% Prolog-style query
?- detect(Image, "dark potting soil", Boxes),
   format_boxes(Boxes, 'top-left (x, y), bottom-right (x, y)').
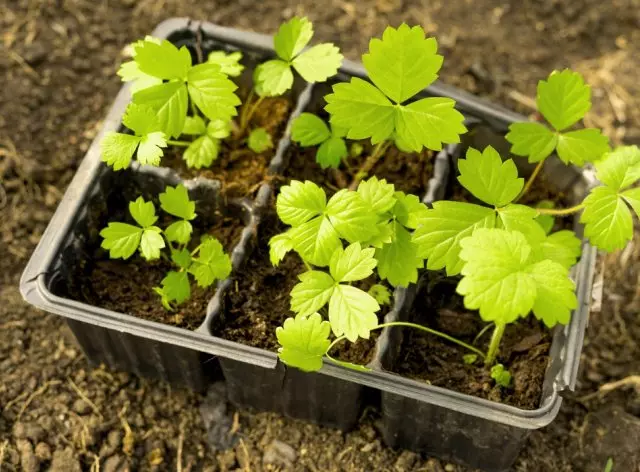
top-left (282, 142), bottom-right (435, 196)
top-left (162, 96), bottom-right (291, 199)
top-left (72, 215), bottom-right (245, 330)
top-left (391, 275), bottom-right (551, 409)
top-left (216, 211), bottom-right (384, 366)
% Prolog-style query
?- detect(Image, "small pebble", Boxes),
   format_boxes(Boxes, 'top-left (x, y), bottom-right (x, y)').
top-left (17, 439), bottom-right (39, 472)
top-left (73, 399), bottom-right (92, 415)
top-left (35, 442), bottom-right (52, 461)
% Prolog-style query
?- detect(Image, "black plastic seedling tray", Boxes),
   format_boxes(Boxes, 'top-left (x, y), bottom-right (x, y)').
top-left (20, 18), bottom-right (598, 469)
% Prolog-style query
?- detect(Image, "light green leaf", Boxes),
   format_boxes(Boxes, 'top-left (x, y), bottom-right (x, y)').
top-left (362, 24), bottom-right (442, 103)
top-left (182, 116), bottom-right (206, 135)
top-left (329, 242), bottom-right (377, 282)
top-left (207, 119), bottom-right (232, 139)
top-left (133, 81), bottom-right (188, 138)
top-left (326, 189), bottom-right (379, 242)
top-left (329, 284), bottom-right (380, 342)
top-left (595, 145), bottom-right (640, 191)
top-left (376, 222), bottom-right (422, 287)
top-left (363, 220), bottom-right (395, 248)
top-left (527, 260), bottom-right (577, 327)
top-left (496, 204), bottom-right (546, 245)
top-left (269, 231), bottom-right (294, 266)
top-left (326, 358), bottom-right (372, 372)
top-left (291, 113), bottom-right (331, 146)
top-left (274, 16), bottom-right (313, 62)
top-left (248, 127), bottom-right (274, 153)
top-left (100, 223), bottom-right (142, 259)
top-left (413, 201), bottom-right (495, 276)
top-left (183, 135), bottom-right (219, 169)
top-left (289, 216), bottom-right (341, 267)
top-left (207, 50), bottom-right (244, 77)
top-left (140, 227), bottom-right (165, 260)
top-left (129, 197), bottom-right (158, 228)
top-left (290, 271), bottom-right (335, 316)
top-left (137, 131), bottom-right (167, 166)
top-left (316, 136), bottom-right (347, 169)
top-left (292, 43), bottom-right (343, 83)
top-left (117, 60), bottom-right (163, 93)
top-left (159, 185), bottom-right (196, 220)
top-left (171, 248), bottom-right (192, 269)
top-left (506, 122), bottom-right (558, 163)
top-left (537, 69), bottom-right (591, 131)
top-left (368, 284), bottom-right (391, 305)
top-left (535, 200), bottom-right (555, 234)
top-left (134, 39), bottom-right (192, 80)
top-left (276, 180), bottom-right (326, 227)
top-left (276, 313), bottom-right (330, 372)
top-left (581, 186), bottom-right (633, 252)
top-left (457, 146), bottom-right (523, 207)
top-left (463, 354), bottom-right (478, 364)
top-left (153, 286), bottom-right (174, 311)
top-left (556, 128), bottom-right (610, 165)
top-left (622, 187), bottom-right (640, 217)
top-left (538, 230), bottom-right (582, 269)
top-left (392, 191), bottom-right (429, 229)
top-left (123, 103), bottom-right (159, 136)
top-left (101, 132), bottom-right (140, 171)
top-left (189, 237), bottom-right (232, 287)
top-left (160, 271), bottom-right (190, 304)
top-left (187, 63), bottom-right (241, 123)
top-left (395, 97), bottom-right (466, 152)
top-left (254, 60), bottom-right (294, 97)
top-left (491, 364), bottom-right (512, 387)
top-left (164, 220), bottom-right (193, 245)
top-left (357, 176), bottom-right (396, 214)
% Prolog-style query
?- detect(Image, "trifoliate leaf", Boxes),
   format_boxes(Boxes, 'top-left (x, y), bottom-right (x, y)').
top-left (101, 132), bottom-right (140, 171)
top-left (537, 69), bottom-right (591, 132)
top-left (375, 222), bottom-right (422, 287)
top-left (276, 313), bottom-right (330, 372)
top-left (457, 146), bottom-right (523, 207)
top-left (491, 364), bottom-right (512, 387)
top-left (269, 231), bottom-right (294, 266)
top-left (538, 230), bottom-right (582, 269)
top-left (182, 116), bottom-right (206, 135)
top-left (357, 177), bottom-right (396, 214)
top-left (137, 131), bottom-right (167, 166)
top-left (535, 200), bottom-right (555, 234)
top-left (248, 127), bottom-right (274, 153)
top-left (368, 284), bottom-right (391, 305)
top-left (133, 81), bottom-right (189, 138)
top-left (329, 284), bottom-right (380, 342)
top-left (184, 135), bottom-right (219, 169)
top-left (140, 227), bottom-right (164, 260)
top-left (207, 51), bottom-right (244, 77)
top-left (161, 271), bottom-right (190, 304)
top-left (496, 204), bottom-right (546, 245)
top-left (133, 39), bottom-right (192, 80)
top-left (289, 216), bottom-right (342, 267)
top-left (291, 113), bottom-right (331, 146)
top-left (316, 136), bottom-right (347, 169)
top-left (413, 201), bottom-right (495, 275)
top-left (187, 63), bottom-right (241, 123)
top-left (207, 119), bottom-right (232, 139)
top-left (171, 248), bottom-right (192, 270)
top-left (159, 185), bottom-right (196, 220)
top-left (164, 220), bottom-right (193, 245)
top-left (290, 270), bottom-right (335, 317)
top-left (123, 103), bottom-right (159, 136)
top-left (292, 43), bottom-right (343, 83)
top-left (274, 16), bottom-right (313, 62)
top-left (506, 122), bottom-right (558, 163)
top-left (581, 186), bottom-right (633, 252)
top-left (276, 180), bottom-right (326, 227)
top-left (188, 237), bottom-right (232, 287)
top-left (392, 191), bottom-right (429, 229)
top-left (129, 197), bottom-right (158, 228)
top-left (329, 242), bottom-right (377, 282)
top-left (117, 60), bottom-right (162, 93)
top-left (595, 145), bottom-right (640, 191)
top-left (458, 228), bottom-right (576, 326)
top-left (254, 60), bottom-right (294, 97)
top-left (325, 189), bottom-right (379, 243)
top-left (362, 24), bottom-right (442, 104)
top-left (556, 128), bottom-right (610, 165)
top-left (100, 223), bottom-right (142, 259)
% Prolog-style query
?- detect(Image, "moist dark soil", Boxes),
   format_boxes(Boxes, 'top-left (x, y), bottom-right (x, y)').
top-left (392, 275), bottom-right (550, 409)
top-left (162, 96), bottom-right (292, 199)
top-left (282, 142), bottom-right (435, 195)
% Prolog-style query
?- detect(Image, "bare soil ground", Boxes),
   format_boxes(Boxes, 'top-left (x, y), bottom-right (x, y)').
top-left (1, 0), bottom-right (639, 470)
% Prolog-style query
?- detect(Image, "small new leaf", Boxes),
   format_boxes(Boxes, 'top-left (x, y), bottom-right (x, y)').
top-left (291, 113), bottom-right (331, 146)
top-left (171, 248), bottom-right (192, 269)
top-left (207, 51), bottom-right (244, 77)
top-left (160, 271), bottom-right (191, 304)
top-left (269, 232), bottom-right (294, 266)
top-left (368, 284), bottom-right (391, 306)
top-left (164, 220), bottom-right (193, 245)
top-left (463, 354), bottom-right (478, 365)
top-left (276, 313), bottom-right (331, 372)
top-left (392, 192), bottom-right (429, 229)
top-left (316, 136), bottom-right (347, 169)
top-left (248, 128), bottom-right (274, 153)
top-left (184, 135), bottom-right (219, 169)
top-left (182, 116), bottom-right (206, 135)
top-left (188, 237), bottom-right (232, 287)
top-left (274, 16), bottom-right (313, 62)
top-left (491, 364), bottom-right (512, 388)
top-left (376, 222), bottom-right (423, 287)
top-left (159, 185), bottom-right (196, 221)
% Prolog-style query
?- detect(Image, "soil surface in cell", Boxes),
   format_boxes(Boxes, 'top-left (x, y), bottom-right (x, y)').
top-left (216, 211), bottom-right (384, 366)
top-left (162, 95), bottom-right (292, 199)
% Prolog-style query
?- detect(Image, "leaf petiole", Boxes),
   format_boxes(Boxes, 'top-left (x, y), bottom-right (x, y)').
top-left (536, 203), bottom-right (586, 216)
top-left (515, 159), bottom-right (545, 202)
top-left (485, 322), bottom-right (505, 366)
top-left (473, 322), bottom-right (494, 346)
top-left (348, 141), bottom-right (392, 190)
top-left (167, 140), bottom-right (192, 147)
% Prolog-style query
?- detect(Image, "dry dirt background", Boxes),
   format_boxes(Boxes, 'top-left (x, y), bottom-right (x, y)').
top-left (1, 0), bottom-right (640, 471)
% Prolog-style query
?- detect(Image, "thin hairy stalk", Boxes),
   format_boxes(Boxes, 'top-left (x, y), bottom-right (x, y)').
top-left (485, 323), bottom-right (506, 365)
top-left (473, 323), bottom-right (494, 346)
top-left (515, 160), bottom-right (545, 202)
top-left (348, 141), bottom-right (392, 190)
top-left (167, 140), bottom-right (191, 147)
top-left (537, 203), bottom-right (586, 216)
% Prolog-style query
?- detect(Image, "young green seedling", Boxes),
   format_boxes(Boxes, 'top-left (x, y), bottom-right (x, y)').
top-left (207, 50), bottom-right (245, 77)
top-left (248, 127), bottom-right (274, 153)
top-left (180, 117), bottom-right (232, 169)
top-left (291, 113), bottom-right (348, 169)
top-left (100, 184), bottom-right (232, 309)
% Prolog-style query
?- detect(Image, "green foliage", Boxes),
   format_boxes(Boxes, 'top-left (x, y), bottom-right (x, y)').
top-left (368, 284), bottom-right (391, 305)
top-left (248, 127), bottom-right (274, 153)
top-left (291, 113), bottom-right (347, 169)
top-left (254, 17), bottom-right (343, 97)
top-left (207, 51), bottom-right (244, 77)
top-left (463, 354), bottom-right (478, 365)
top-left (276, 313), bottom-right (331, 372)
top-left (506, 69), bottom-right (610, 164)
top-left (324, 24), bottom-right (466, 152)
top-left (188, 236), bottom-right (232, 287)
top-left (490, 364), bottom-right (512, 387)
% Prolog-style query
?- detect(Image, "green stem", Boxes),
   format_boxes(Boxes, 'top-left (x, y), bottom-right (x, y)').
top-left (536, 203), bottom-right (586, 216)
top-left (485, 323), bottom-right (506, 366)
top-left (473, 323), bottom-right (494, 346)
top-left (348, 141), bottom-right (392, 190)
top-left (167, 140), bottom-right (191, 147)
top-left (515, 159), bottom-right (545, 202)
top-left (243, 96), bottom-right (265, 132)
top-left (302, 259), bottom-right (312, 271)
